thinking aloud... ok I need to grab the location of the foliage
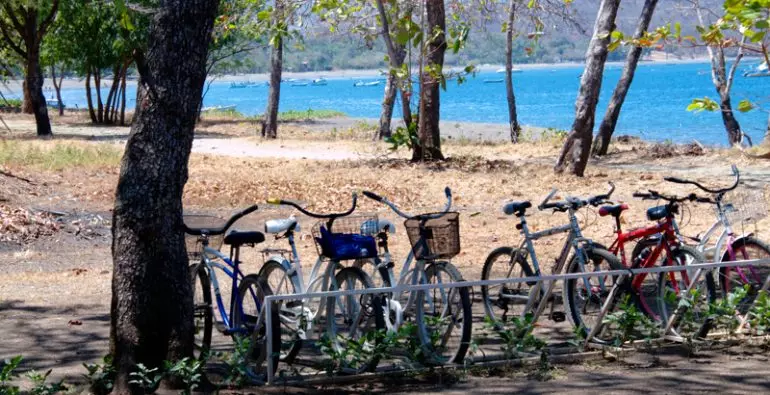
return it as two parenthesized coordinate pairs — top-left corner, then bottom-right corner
(26, 370), (67, 395)
(480, 314), (545, 359)
(385, 116), (419, 151)
(82, 355), (116, 395)
(163, 358), (204, 395)
(749, 290), (770, 335)
(0, 356), (22, 395)
(218, 336), (252, 388)
(602, 294), (659, 346)
(704, 285), (750, 334)
(128, 364), (164, 393)
(0, 140), (122, 170)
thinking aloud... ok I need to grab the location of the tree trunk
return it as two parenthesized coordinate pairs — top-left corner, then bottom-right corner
(26, 47), (52, 136)
(51, 64), (64, 116)
(505, 0), (521, 143)
(593, 0), (658, 156)
(105, 65), (121, 124)
(85, 71), (98, 123)
(110, 0), (219, 393)
(22, 80), (33, 114)
(374, 0), (409, 140)
(94, 69), (104, 123)
(400, 88), (412, 127)
(261, 1), (284, 139)
(555, 0), (620, 176)
(719, 90), (742, 145)
(377, 71), (398, 140)
(413, 0), (446, 162)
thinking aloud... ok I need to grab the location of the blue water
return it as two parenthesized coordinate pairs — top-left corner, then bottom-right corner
(45, 61), (770, 145)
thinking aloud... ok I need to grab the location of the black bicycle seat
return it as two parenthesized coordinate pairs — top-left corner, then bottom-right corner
(223, 231), (265, 247)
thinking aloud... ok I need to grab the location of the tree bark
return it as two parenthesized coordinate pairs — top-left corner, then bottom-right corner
(261, 0), (284, 139)
(110, 0), (219, 393)
(413, 0), (446, 162)
(505, 0), (521, 143)
(374, 0), (410, 140)
(26, 46), (52, 136)
(85, 71), (98, 123)
(22, 80), (33, 114)
(593, 0), (658, 156)
(50, 64), (64, 116)
(105, 65), (121, 124)
(94, 68), (104, 123)
(377, 71), (398, 139)
(554, 0), (620, 176)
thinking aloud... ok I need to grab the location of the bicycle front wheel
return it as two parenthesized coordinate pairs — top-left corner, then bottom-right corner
(718, 237), (770, 314)
(481, 247), (538, 323)
(564, 246), (624, 343)
(233, 274), (280, 377)
(415, 261), (472, 365)
(259, 260), (302, 363)
(190, 263), (213, 360)
(325, 267), (384, 374)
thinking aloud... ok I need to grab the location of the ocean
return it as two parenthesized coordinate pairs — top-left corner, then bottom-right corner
(46, 61), (770, 146)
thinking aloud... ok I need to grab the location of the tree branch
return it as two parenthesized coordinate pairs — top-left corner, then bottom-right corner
(0, 19), (26, 57)
(37, 0), (60, 42)
(2, 3), (26, 36)
(726, 35), (746, 93)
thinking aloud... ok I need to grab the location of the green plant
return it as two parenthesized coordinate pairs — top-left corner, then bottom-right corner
(385, 117), (419, 151)
(705, 286), (749, 336)
(128, 363), (163, 393)
(163, 358), (203, 395)
(0, 356), (22, 395)
(749, 290), (770, 336)
(219, 336), (252, 388)
(26, 370), (67, 395)
(566, 324), (587, 349)
(602, 294), (659, 347)
(0, 98), (21, 108)
(82, 355), (115, 395)
(482, 314), (545, 359)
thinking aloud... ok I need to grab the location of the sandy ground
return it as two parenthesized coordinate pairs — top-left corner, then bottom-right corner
(1, 114), (770, 393)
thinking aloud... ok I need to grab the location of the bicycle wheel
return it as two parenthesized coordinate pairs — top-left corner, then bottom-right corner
(564, 246), (624, 343)
(657, 246), (716, 340)
(353, 258), (392, 289)
(189, 263), (212, 360)
(325, 266), (385, 374)
(480, 247), (538, 323)
(415, 261), (472, 365)
(629, 236), (666, 319)
(259, 260), (302, 363)
(232, 274), (280, 377)
(718, 237), (770, 314)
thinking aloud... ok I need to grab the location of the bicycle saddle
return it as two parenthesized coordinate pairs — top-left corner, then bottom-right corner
(502, 201), (532, 216)
(223, 230), (265, 246)
(599, 204), (628, 217)
(646, 205), (677, 221)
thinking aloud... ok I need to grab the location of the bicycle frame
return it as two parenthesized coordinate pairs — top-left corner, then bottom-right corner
(199, 245), (254, 335)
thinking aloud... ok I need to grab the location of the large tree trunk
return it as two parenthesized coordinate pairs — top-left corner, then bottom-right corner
(555, 0), (620, 176)
(85, 71), (98, 123)
(110, 0), (219, 393)
(593, 0), (658, 156)
(505, 0), (521, 143)
(377, 71), (398, 140)
(413, 0), (446, 162)
(26, 47), (52, 136)
(51, 64), (65, 116)
(261, 1), (284, 139)
(718, 88), (742, 145)
(22, 80), (33, 114)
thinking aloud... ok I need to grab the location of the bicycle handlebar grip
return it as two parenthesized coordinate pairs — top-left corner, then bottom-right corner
(266, 198), (281, 205)
(664, 176), (688, 184)
(238, 204), (259, 217)
(445, 187), (452, 199)
(732, 164), (739, 176)
(362, 190), (384, 202)
(538, 188), (558, 210)
(632, 192), (649, 199)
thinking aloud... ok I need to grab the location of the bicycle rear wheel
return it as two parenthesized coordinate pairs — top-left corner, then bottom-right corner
(233, 274), (280, 378)
(718, 237), (770, 315)
(564, 246), (624, 343)
(481, 247), (539, 323)
(657, 246), (716, 340)
(259, 260), (302, 363)
(415, 261), (472, 365)
(325, 266), (385, 374)
(190, 263), (213, 360)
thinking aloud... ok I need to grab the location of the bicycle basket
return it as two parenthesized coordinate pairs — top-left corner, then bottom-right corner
(183, 215), (226, 261)
(311, 215), (379, 260)
(721, 188), (769, 225)
(404, 212), (460, 260)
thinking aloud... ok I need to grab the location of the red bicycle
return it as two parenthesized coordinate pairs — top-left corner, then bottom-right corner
(593, 189), (716, 339)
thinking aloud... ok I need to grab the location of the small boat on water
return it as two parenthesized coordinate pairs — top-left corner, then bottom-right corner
(201, 105), (236, 113)
(744, 62), (769, 77)
(353, 80), (382, 87)
(312, 78), (327, 86)
(496, 67), (523, 73)
(46, 100), (65, 109)
(230, 82), (248, 89)
(483, 79), (504, 83)
(291, 81), (309, 86)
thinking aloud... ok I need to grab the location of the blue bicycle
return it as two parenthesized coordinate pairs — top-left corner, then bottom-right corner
(184, 206), (279, 375)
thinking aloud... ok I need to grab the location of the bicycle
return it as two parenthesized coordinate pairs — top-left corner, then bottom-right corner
(360, 187), (472, 365)
(654, 166), (770, 315)
(594, 189), (716, 340)
(184, 206), (279, 375)
(481, 184), (620, 342)
(259, 193), (384, 374)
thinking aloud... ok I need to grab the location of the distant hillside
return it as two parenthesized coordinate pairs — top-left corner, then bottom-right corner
(220, 0), (723, 74)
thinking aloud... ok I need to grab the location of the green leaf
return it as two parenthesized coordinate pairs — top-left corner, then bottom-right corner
(737, 99), (755, 112)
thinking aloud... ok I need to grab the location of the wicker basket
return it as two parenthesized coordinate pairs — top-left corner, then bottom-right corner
(404, 212), (460, 260)
(721, 188), (768, 225)
(311, 215), (379, 260)
(183, 215), (226, 261)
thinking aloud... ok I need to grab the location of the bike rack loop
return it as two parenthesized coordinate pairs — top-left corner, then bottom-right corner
(263, 257), (770, 385)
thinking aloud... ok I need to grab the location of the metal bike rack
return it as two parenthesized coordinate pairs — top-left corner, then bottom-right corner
(263, 257), (770, 385)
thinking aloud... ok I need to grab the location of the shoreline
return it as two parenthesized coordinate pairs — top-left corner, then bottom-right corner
(0, 57), (716, 92)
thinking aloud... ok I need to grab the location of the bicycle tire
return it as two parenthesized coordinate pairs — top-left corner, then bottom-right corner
(718, 236), (770, 314)
(189, 263), (213, 360)
(564, 246), (625, 343)
(259, 260), (302, 363)
(415, 261), (472, 365)
(353, 258), (393, 288)
(325, 266), (385, 374)
(480, 247), (539, 323)
(656, 245), (716, 340)
(233, 274), (280, 377)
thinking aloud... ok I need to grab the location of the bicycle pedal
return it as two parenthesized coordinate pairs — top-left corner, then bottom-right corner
(550, 312), (566, 322)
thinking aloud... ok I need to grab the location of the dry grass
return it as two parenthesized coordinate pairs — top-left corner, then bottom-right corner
(0, 139), (122, 171)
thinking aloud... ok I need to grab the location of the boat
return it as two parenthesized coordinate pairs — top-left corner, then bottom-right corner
(311, 78), (327, 86)
(496, 67), (523, 73)
(353, 80), (381, 87)
(483, 79), (504, 83)
(230, 82), (248, 89)
(291, 81), (309, 86)
(201, 105), (236, 113)
(744, 62), (769, 77)
(46, 100), (65, 109)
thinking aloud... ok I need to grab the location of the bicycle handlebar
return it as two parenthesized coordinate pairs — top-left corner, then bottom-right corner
(183, 204), (259, 236)
(632, 190), (713, 204)
(266, 193), (358, 219)
(663, 165), (740, 194)
(362, 187), (452, 219)
(538, 182), (615, 212)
